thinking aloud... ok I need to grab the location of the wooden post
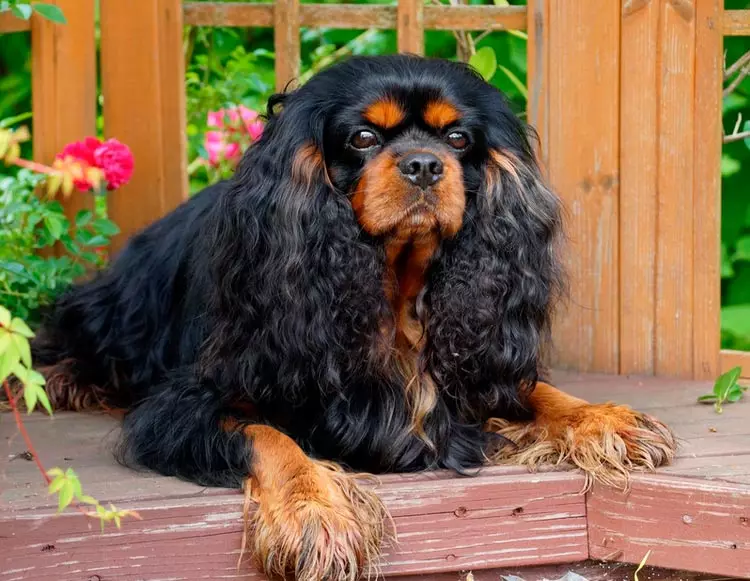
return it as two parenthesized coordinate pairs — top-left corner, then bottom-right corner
(526, 0), (549, 170)
(397, 0), (424, 55)
(274, 0), (300, 91)
(546, 1), (621, 374)
(100, 0), (187, 251)
(619, 0), (660, 375)
(654, 0), (696, 378)
(31, 0), (96, 221)
(692, 0), (722, 380)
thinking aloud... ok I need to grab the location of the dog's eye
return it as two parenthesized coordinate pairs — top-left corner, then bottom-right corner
(350, 130), (380, 150)
(446, 131), (469, 150)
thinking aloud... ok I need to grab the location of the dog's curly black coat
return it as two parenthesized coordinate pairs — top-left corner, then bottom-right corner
(32, 55), (563, 489)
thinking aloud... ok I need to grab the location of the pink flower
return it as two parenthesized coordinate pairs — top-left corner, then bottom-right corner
(55, 137), (134, 192)
(58, 137), (101, 166)
(204, 130), (242, 167)
(93, 139), (134, 190)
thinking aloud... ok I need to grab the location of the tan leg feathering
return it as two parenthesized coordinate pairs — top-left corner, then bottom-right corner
(232, 424), (391, 581)
(486, 382), (678, 489)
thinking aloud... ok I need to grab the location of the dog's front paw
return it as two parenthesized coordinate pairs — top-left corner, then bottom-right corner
(488, 403), (677, 489)
(244, 461), (390, 581)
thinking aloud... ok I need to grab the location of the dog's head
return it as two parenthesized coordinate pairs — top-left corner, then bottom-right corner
(246, 55), (551, 246)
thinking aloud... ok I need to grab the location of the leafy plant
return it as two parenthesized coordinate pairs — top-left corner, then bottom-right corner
(697, 366), (747, 413)
(1, 304), (140, 528)
(0, 0), (66, 23)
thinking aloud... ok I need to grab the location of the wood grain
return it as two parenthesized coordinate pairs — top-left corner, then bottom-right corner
(397, 0), (424, 55)
(692, 0), (722, 380)
(182, 2), (527, 31)
(0, 10), (30, 32)
(588, 475), (750, 578)
(30, 1), (97, 226)
(526, 0), (549, 171)
(655, 0), (696, 378)
(547, 1), (620, 374)
(100, 0), (187, 251)
(720, 349), (750, 378)
(723, 9), (750, 35)
(619, 0), (659, 376)
(274, 0), (300, 92)
(3, 373), (750, 578)
(158, 0), (189, 211)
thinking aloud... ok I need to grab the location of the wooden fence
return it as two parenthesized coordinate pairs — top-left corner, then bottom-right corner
(1, 0), (748, 381)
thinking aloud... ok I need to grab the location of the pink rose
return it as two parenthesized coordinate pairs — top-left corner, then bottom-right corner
(204, 130), (242, 167)
(93, 139), (134, 190)
(58, 137), (101, 166)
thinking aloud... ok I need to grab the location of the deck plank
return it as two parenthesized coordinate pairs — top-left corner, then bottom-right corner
(2, 372), (749, 578)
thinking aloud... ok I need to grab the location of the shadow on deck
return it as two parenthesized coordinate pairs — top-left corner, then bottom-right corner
(1, 372), (749, 580)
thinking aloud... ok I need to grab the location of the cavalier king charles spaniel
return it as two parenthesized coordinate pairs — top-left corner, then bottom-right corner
(33, 55), (676, 581)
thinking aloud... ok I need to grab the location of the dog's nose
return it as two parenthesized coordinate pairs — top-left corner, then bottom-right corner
(398, 152), (443, 189)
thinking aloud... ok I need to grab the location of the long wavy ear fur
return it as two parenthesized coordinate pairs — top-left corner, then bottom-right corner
(424, 123), (564, 423)
(200, 89), (392, 405)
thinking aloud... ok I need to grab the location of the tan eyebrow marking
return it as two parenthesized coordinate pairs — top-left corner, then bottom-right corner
(423, 100), (461, 129)
(363, 98), (405, 129)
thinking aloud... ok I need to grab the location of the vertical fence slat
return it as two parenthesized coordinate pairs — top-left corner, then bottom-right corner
(619, 0), (659, 375)
(692, 0), (722, 380)
(158, 0), (189, 206)
(397, 0), (424, 55)
(100, 0), (166, 251)
(655, 0), (696, 378)
(275, 0), (300, 91)
(547, 1), (621, 374)
(31, 0), (96, 222)
(527, 0), (549, 171)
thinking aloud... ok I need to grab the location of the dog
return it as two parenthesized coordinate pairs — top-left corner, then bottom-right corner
(32, 55), (676, 581)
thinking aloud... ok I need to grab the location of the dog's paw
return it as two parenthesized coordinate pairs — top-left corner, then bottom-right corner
(244, 461), (390, 581)
(487, 403), (677, 490)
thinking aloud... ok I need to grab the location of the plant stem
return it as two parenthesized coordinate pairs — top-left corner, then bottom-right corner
(3, 379), (51, 485)
(12, 158), (56, 175)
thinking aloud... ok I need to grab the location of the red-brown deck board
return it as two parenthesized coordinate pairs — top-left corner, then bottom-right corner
(1, 372), (749, 580)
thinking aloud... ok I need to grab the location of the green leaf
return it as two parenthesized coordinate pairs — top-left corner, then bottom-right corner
(92, 218), (120, 237)
(0, 305), (10, 328)
(43, 214), (66, 240)
(47, 467), (64, 479)
(11, 333), (31, 367)
(48, 476), (65, 495)
(84, 235), (109, 247)
(744, 120), (750, 151)
(733, 237), (750, 263)
(0, 338), (20, 380)
(36, 387), (53, 415)
(11, 3), (33, 19)
(9, 317), (34, 338)
(498, 64), (529, 100)
(80, 494), (99, 506)
(32, 2), (66, 23)
(722, 243), (735, 279)
(75, 209), (93, 228)
(721, 305), (750, 340)
(721, 154), (741, 177)
(714, 366), (742, 399)
(727, 385), (744, 403)
(58, 481), (74, 512)
(23, 382), (38, 413)
(469, 47), (497, 82)
(697, 394), (717, 403)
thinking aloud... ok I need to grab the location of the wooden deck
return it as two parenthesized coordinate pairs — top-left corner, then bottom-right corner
(1, 372), (749, 580)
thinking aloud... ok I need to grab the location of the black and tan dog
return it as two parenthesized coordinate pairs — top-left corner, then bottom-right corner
(32, 55), (676, 581)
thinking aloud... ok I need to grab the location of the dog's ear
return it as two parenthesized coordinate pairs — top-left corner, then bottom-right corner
(201, 93), (389, 404)
(424, 124), (564, 422)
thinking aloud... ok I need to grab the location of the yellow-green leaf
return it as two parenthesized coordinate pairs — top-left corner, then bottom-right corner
(47, 467), (64, 478)
(11, 333), (31, 367)
(80, 495), (99, 506)
(10, 317), (35, 338)
(24, 384), (39, 414)
(0, 306), (11, 328)
(48, 475), (66, 495)
(36, 388), (53, 415)
(469, 47), (497, 82)
(58, 482), (74, 512)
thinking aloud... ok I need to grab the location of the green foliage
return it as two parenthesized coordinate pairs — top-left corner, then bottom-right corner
(0, 167), (119, 323)
(0, 1), (67, 23)
(697, 366), (747, 413)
